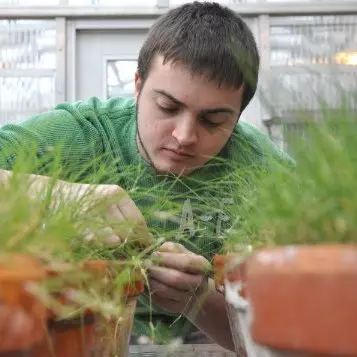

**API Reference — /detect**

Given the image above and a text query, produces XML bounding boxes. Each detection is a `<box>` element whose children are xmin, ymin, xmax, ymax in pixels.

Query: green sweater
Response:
<box><xmin>0</xmin><ymin>96</ymin><xmax>287</xmax><ymax>342</ymax></box>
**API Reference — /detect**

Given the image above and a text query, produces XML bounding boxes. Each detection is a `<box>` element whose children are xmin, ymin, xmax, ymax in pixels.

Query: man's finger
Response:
<box><xmin>149</xmin><ymin>278</ymin><xmax>187</xmax><ymax>301</ymax></box>
<box><xmin>152</xmin><ymin>252</ymin><xmax>211</xmax><ymax>274</ymax></box>
<box><xmin>84</xmin><ymin>184</ymin><xmax>153</xmax><ymax>248</ymax></box>
<box><xmin>148</xmin><ymin>266</ymin><xmax>202</xmax><ymax>291</ymax></box>
<box><xmin>114</xmin><ymin>195</ymin><xmax>146</xmax><ymax>223</ymax></box>
<box><xmin>82</xmin><ymin>226</ymin><xmax>121</xmax><ymax>245</ymax></box>
<box><xmin>104</xmin><ymin>203</ymin><xmax>151</xmax><ymax>247</ymax></box>
<box><xmin>105</xmin><ymin>203</ymin><xmax>126</xmax><ymax>222</ymax></box>
<box><xmin>157</xmin><ymin>241</ymin><xmax>191</xmax><ymax>254</ymax></box>
<box><xmin>149</xmin><ymin>294</ymin><xmax>183</xmax><ymax>314</ymax></box>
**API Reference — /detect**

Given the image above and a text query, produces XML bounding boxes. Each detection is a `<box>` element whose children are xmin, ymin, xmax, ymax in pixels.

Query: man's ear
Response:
<box><xmin>134</xmin><ymin>72</ymin><xmax>142</xmax><ymax>103</ymax></box>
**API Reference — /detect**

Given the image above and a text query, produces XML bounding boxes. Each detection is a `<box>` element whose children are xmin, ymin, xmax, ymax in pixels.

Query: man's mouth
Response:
<box><xmin>163</xmin><ymin>148</ymin><xmax>194</xmax><ymax>159</ymax></box>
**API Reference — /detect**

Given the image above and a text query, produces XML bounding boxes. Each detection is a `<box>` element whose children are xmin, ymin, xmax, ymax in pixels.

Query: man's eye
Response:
<box><xmin>157</xmin><ymin>104</ymin><xmax>178</xmax><ymax>114</ymax></box>
<box><xmin>200</xmin><ymin>117</ymin><xmax>220</xmax><ymax>129</ymax></box>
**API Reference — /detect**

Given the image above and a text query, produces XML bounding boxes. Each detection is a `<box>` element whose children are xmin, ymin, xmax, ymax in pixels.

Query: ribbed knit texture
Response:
<box><xmin>0</xmin><ymin>96</ymin><xmax>288</xmax><ymax>342</ymax></box>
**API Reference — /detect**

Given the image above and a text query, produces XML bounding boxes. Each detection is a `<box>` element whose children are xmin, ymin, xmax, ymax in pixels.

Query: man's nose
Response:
<box><xmin>172</xmin><ymin>115</ymin><xmax>198</xmax><ymax>146</ymax></box>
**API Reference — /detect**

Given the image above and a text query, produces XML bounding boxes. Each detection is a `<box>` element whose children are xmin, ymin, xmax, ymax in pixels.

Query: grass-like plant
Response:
<box><xmin>0</xmin><ymin>144</ymin><xmax>155</xmax><ymax>325</ymax></box>
<box><xmin>222</xmin><ymin>104</ymin><xmax>357</xmax><ymax>252</ymax></box>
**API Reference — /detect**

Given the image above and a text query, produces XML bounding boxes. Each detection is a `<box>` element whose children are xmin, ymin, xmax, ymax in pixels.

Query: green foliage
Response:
<box><xmin>0</xmin><ymin>145</ymin><xmax>150</xmax><ymax>321</ymax></box>
<box><xmin>224</xmin><ymin>106</ymin><xmax>357</xmax><ymax>250</ymax></box>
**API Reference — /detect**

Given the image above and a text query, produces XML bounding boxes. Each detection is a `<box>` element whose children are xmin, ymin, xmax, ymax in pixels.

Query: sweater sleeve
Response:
<box><xmin>234</xmin><ymin>121</ymin><xmax>295</xmax><ymax>168</ymax></box>
<box><xmin>0</xmin><ymin>101</ymin><xmax>107</xmax><ymax>181</ymax></box>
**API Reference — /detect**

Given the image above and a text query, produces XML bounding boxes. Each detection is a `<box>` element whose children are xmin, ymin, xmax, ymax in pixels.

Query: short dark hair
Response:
<box><xmin>137</xmin><ymin>1</ymin><xmax>260</xmax><ymax>112</ymax></box>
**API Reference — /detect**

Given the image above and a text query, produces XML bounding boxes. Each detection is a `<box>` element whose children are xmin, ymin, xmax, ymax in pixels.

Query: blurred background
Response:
<box><xmin>0</xmin><ymin>0</ymin><xmax>356</xmax><ymax>152</ymax></box>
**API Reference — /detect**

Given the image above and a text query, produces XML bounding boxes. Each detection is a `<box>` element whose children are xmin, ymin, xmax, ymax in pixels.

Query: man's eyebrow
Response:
<box><xmin>201</xmin><ymin>108</ymin><xmax>235</xmax><ymax>115</ymax></box>
<box><xmin>154</xmin><ymin>90</ymin><xmax>183</xmax><ymax>106</ymax></box>
<box><xmin>154</xmin><ymin>89</ymin><xmax>236</xmax><ymax>115</ymax></box>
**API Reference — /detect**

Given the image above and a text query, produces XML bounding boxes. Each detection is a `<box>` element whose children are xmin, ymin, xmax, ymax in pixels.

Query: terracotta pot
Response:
<box><xmin>81</xmin><ymin>260</ymin><xmax>144</xmax><ymax>297</ymax></box>
<box><xmin>0</xmin><ymin>254</ymin><xmax>46</xmax><ymax>354</ymax></box>
<box><xmin>246</xmin><ymin>244</ymin><xmax>357</xmax><ymax>357</ymax></box>
<box><xmin>34</xmin><ymin>313</ymin><xmax>96</xmax><ymax>357</ymax></box>
<box><xmin>82</xmin><ymin>260</ymin><xmax>144</xmax><ymax>357</ymax></box>
<box><xmin>213</xmin><ymin>254</ymin><xmax>246</xmax><ymax>296</ymax></box>
<box><xmin>36</xmin><ymin>259</ymin><xmax>144</xmax><ymax>357</ymax></box>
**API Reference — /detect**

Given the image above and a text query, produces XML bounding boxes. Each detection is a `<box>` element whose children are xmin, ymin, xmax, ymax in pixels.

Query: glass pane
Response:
<box><xmin>106</xmin><ymin>60</ymin><xmax>137</xmax><ymax>98</ymax></box>
<box><xmin>0</xmin><ymin>20</ymin><xmax>56</xmax><ymax>125</ymax></box>
<box><xmin>264</xmin><ymin>70</ymin><xmax>357</xmax><ymax>112</ymax></box>
<box><xmin>270</xmin><ymin>15</ymin><xmax>357</xmax><ymax>67</ymax></box>
<box><xmin>0</xmin><ymin>23</ymin><xmax>56</xmax><ymax>69</ymax></box>
<box><xmin>267</xmin><ymin>15</ymin><xmax>357</xmax><ymax>114</ymax></box>
<box><xmin>0</xmin><ymin>77</ymin><xmax>55</xmax><ymax>125</ymax></box>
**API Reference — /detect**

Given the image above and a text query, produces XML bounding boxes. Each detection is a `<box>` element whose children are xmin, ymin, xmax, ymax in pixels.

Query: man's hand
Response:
<box><xmin>0</xmin><ymin>168</ymin><xmax>152</xmax><ymax>248</ymax></box>
<box><xmin>148</xmin><ymin>241</ymin><xmax>236</xmax><ymax>352</ymax></box>
<box><xmin>63</xmin><ymin>182</ymin><xmax>152</xmax><ymax>248</ymax></box>
<box><xmin>148</xmin><ymin>242</ymin><xmax>211</xmax><ymax>315</ymax></box>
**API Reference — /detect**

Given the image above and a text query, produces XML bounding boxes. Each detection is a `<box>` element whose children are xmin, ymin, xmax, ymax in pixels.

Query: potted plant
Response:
<box><xmin>0</xmin><ymin>150</ymin><xmax>152</xmax><ymax>357</ymax></box>
<box><xmin>214</xmin><ymin>108</ymin><xmax>357</xmax><ymax>357</ymax></box>
<box><xmin>35</xmin><ymin>259</ymin><xmax>145</xmax><ymax>357</ymax></box>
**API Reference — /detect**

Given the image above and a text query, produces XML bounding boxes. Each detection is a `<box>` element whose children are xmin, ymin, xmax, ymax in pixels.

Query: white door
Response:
<box><xmin>75</xmin><ymin>29</ymin><xmax>146</xmax><ymax>101</ymax></box>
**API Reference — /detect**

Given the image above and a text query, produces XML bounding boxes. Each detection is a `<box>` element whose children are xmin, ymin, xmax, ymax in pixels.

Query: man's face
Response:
<box><xmin>135</xmin><ymin>55</ymin><xmax>244</xmax><ymax>176</ymax></box>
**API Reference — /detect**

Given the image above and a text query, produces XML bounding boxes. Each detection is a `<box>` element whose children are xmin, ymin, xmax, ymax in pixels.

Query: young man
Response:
<box><xmin>0</xmin><ymin>1</ymin><xmax>286</xmax><ymax>352</ymax></box>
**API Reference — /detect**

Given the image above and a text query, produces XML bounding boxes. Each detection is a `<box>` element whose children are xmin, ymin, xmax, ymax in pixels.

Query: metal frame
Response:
<box><xmin>72</xmin><ymin>18</ymin><xmax>157</xmax><ymax>29</ymax></box>
<box><xmin>0</xmin><ymin>2</ymin><xmax>357</xmax><ymax>18</ymax></box>
<box><xmin>0</xmin><ymin>69</ymin><xmax>55</xmax><ymax>77</ymax></box>
<box><xmin>0</xmin><ymin>6</ymin><xmax>166</xmax><ymax>19</ymax></box>
<box><xmin>256</xmin><ymin>15</ymin><xmax>271</xmax><ymax>129</ymax></box>
<box><xmin>55</xmin><ymin>17</ymin><xmax>66</xmax><ymax>103</ymax></box>
<box><xmin>66</xmin><ymin>18</ymin><xmax>76</xmax><ymax>102</ymax></box>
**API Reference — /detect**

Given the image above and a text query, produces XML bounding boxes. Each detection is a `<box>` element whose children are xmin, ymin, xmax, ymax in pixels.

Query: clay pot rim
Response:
<box><xmin>0</xmin><ymin>253</ymin><xmax>46</xmax><ymax>281</ymax></box>
<box><xmin>46</xmin><ymin>259</ymin><xmax>145</xmax><ymax>298</ymax></box>
<box><xmin>45</xmin><ymin>258</ymin><xmax>142</xmax><ymax>272</ymax></box>
<box><xmin>214</xmin><ymin>244</ymin><xmax>357</xmax><ymax>283</ymax></box>
<box><xmin>0</xmin><ymin>255</ymin><xmax>145</xmax><ymax>300</ymax></box>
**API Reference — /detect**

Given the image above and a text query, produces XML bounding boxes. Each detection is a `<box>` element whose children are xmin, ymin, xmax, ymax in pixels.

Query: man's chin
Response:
<box><xmin>153</xmin><ymin>160</ymin><xmax>194</xmax><ymax>176</ymax></box>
